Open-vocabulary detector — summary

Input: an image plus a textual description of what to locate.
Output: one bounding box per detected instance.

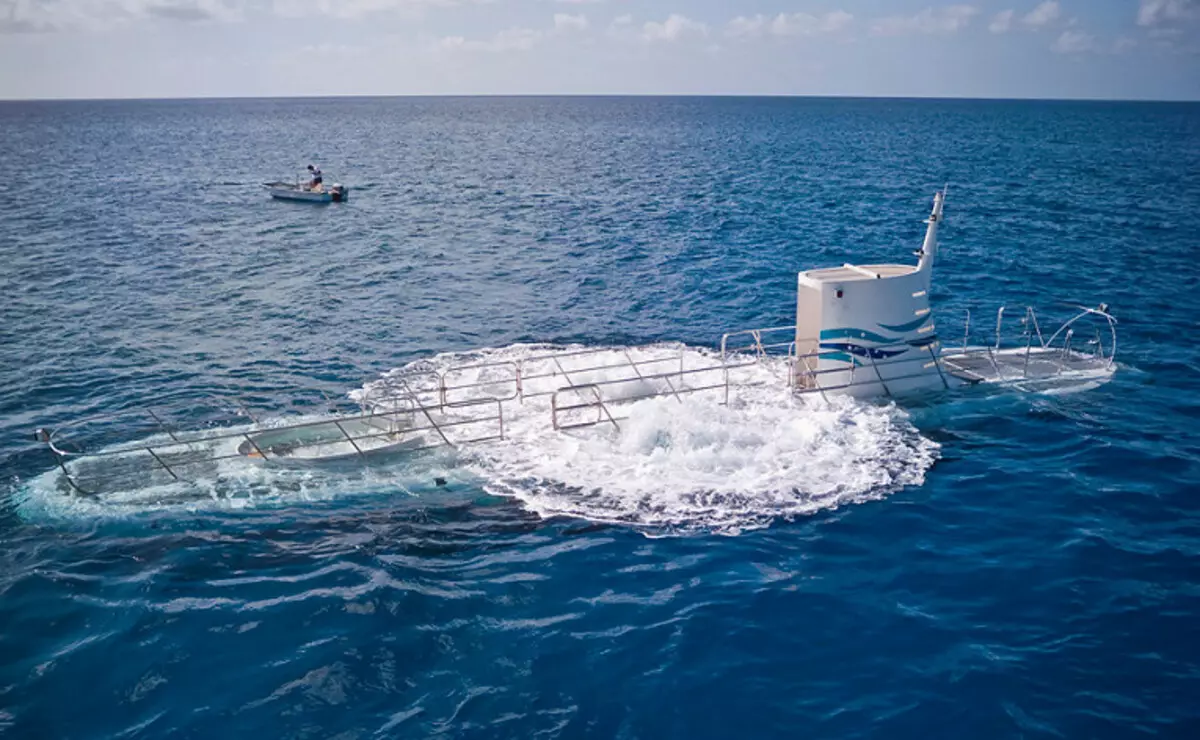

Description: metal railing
[35,305,1116,495]
[37,393,505,496]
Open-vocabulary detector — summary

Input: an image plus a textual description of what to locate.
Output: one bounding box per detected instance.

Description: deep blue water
[2,97,1200,738]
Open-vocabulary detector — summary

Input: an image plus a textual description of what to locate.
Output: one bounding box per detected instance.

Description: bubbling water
[361,344,939,534]
[17,344,938,534]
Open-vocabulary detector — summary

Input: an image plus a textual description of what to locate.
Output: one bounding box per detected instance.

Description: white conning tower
[793,190,953,398]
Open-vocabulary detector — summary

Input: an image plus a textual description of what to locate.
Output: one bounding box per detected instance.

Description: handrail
[396,377,454,449]
[1043,305,1118,368]
[38,308,1117,497]
[551,384,621,431]
[1026,307,1046,348]
[624,348,682,404]
[720,325,796,360]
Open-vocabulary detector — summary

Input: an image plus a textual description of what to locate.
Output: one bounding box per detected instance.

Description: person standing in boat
[307,164,323,191]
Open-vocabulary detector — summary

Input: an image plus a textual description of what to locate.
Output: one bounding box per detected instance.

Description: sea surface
[2,96,1199,738]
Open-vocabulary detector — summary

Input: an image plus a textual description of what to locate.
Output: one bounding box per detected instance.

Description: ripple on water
[2,97,1200,738]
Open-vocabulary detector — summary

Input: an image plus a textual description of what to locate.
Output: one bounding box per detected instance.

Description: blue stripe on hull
[819,342,910,360]
[818,328,896,344]
[819,351,863,367]
[878,315,933,333]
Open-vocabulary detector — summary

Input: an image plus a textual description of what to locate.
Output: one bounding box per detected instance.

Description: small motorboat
[264,181,349,203]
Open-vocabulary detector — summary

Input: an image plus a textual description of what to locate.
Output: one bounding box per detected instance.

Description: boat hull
[264,182,349,203]
[236,417,423,464]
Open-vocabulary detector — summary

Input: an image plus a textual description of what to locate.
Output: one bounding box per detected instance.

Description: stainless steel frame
[33,306,1115,496]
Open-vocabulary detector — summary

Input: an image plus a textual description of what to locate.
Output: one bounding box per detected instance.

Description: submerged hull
[236,417,422,464]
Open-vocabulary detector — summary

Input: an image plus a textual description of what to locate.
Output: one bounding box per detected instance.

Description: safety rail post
[551,385,619,432]
[1022,325,1035,378]
[1061,329,1074,372]
[624,349,682,404]
[867,352,894,399]
[927,345,951,390]
[589,386,621,431]
[144,446,181,481]
[240,432,270,460]
[415,402,454,449]
[396,377,455,449]
[331,419,367,458]
[963,309,971,350]
[985,345,1004,380]
[552,387,601,430]
[1026,307,1046,348]
[995,306,1006,349]
[47,445,89,496]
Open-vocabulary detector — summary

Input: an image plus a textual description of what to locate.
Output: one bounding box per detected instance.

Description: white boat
[33,189,1119,492]
[264,181,349,203]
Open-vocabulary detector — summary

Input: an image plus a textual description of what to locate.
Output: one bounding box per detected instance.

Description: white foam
[360,344,940,534]
[13,416,461,522]
[17,343,939,533]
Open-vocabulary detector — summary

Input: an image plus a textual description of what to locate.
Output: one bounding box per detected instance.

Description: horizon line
[2,92,1199,104]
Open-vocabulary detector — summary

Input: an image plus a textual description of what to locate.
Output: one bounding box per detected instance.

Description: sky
[0,0,1198,100]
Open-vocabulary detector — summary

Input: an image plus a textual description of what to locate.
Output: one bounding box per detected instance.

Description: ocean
[1,96,1198,737]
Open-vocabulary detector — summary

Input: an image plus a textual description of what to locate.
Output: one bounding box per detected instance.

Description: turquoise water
[2,97,1199,737]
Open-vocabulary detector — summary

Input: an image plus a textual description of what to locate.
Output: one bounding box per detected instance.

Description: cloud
[1112,36,1137,52]
[642,13,707,42]
[144,0,241,23]
[989,9,1014,33]
[272,0,474,21]
[440,26,543,52]
[0,0,241,33]
[727,15,765,37]
[553,12,587,32]
[728,11,853,39]
[1050,29,1098,53]
[611,14,631,26]
[870,5,979,36]
[1021,1,1061,29]
[1138,0,1199,26]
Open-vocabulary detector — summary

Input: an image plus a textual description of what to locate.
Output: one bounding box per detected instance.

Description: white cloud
[440,26,543,52]
[870,5,979,36]
[728,11,853,38]
[553,12,587,32]
[1,0,244,32]
[1051,28,1097,53]
[301,42,365,56]
[1021,1,1061,29]
[612,14,631,26]
[1112,36,1137,52]
[727,15,767,37]
[1138,0,1199,26]
[275,0,396,20]
[642,13,707,42]
[272,0,484,21]
[989,9,1014,33]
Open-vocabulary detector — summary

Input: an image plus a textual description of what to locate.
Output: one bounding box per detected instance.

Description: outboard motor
[331,184,349,202]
